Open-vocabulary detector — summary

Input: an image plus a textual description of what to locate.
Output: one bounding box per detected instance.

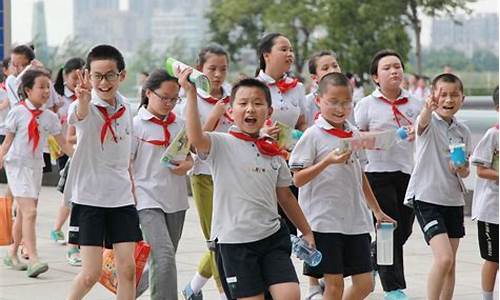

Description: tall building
[32,0,49,64]
[430,13,499,56]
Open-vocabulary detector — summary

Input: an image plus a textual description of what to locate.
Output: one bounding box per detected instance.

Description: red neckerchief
[229,130,285,158]
[95,105,126,145]
[143,112,176,147]
[198,92,234,123]
[495,123,499,130]
[0,82,6,91]
[321,123,353,138]
[377,95,412,127]
[20,101,44,154]
[69,94,77,101]
[269,77,299,94]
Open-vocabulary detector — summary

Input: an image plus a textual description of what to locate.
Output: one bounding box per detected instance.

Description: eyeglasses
[324,100,353,108]
[90,72,121,82]
[152,90,180,105]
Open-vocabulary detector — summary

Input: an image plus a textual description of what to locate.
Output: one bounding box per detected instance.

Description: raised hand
[425,87,441,112]
[178,68,195,95]
[75,69,91,105]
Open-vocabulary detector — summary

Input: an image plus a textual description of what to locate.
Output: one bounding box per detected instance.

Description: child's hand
[30,59,44,68]
[449,160,469,177]
[301,232,316,249]
[326,149,352,164]
[374,211,397,227]
[169,159,193,176]
[424,87,440,112]
[403,125,416,142]
[262,121,280,140]
[211,99,228,119]
[178,68,196,95]
[75,69,91,105]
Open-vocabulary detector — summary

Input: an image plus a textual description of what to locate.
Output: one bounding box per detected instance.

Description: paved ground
[0,184,497,300]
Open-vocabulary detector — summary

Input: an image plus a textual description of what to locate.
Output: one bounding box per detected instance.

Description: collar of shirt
[197,83,231,103]
[314,114,352,132]
[137,106,177,123]
[24,99,44,111]
[228,124,272,140]
[371,88,410,101]
[64,85,75,99]
[91,90,126,110]
[432,111,459,129]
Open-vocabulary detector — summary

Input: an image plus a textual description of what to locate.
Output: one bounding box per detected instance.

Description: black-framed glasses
[152,90,180,105]
[90,72,121,82]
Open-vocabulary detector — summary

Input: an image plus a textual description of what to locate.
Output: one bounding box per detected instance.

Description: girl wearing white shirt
[132,69,192,300]
[0,69,72,278]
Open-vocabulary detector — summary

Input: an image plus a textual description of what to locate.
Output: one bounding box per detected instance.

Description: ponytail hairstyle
[18,68,51,101]
[196,43,229,69]
[54,57,85,96]
[140,69,179,109]
[255,32,284,76]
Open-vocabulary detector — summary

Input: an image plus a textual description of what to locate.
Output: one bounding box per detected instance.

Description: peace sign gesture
[75,69,92,105]
[425,87,441,112]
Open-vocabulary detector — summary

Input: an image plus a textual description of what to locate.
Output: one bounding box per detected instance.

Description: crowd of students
[0,32,497,300]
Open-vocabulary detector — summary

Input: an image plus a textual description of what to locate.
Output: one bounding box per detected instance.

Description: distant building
[32,0,49,64]
[430,13,499,56]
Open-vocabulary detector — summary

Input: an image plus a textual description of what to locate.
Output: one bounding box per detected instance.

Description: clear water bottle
[449,143,466,167]
[290,234,322,267]
[376,222,395,266]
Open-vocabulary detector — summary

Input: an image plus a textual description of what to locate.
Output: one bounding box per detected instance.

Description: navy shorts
[414,200,465,244]
[478,221,498,263]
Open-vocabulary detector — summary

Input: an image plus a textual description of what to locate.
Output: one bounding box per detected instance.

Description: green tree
[471,49,499,72]
[400,0,473,74]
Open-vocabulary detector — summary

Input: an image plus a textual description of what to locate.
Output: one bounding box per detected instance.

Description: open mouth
[442,105,454,111]
[333,113,345,118]
[98,87,112,93]
[244,117,257,125]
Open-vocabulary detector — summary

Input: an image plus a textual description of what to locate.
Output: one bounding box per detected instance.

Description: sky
[10,0,499,47]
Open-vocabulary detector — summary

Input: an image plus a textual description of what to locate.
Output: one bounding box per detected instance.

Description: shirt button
[257,153,260,157]
[252,144,255,147]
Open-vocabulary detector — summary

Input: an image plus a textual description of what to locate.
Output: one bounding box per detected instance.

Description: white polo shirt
[289,116,373,234]
[405,112,472,207]
[4,99,61,168]
[200,126,292,244]
[354,89,422,175]
[256,70,306,128]
[471,126,499,224]
[0,88,10,135]
[304,91,320,128]
[131,107,189,213]
[64,92,135,208]
[181,86,233,176]
[57,86,77,136]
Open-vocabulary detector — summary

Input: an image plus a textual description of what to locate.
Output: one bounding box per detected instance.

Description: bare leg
[343,272,373,300]
[16,198,39,263]
[323,273,344,300]
[427,234,455,300]
[113,242,136,300]
[68,246,103,300]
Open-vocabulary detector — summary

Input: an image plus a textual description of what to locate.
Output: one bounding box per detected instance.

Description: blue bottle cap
[379,222,395,229]
[396,127,408,140]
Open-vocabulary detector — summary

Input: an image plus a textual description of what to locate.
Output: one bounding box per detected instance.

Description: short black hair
[431,73,464,94]
[197,43,229,68]
[308,50,337,75]
[318,72,351,96]
[369,49,404,76]
[18,68,51,100]
[140,69,179,109]
[493,86,499,107]
[86,44,125,72]
[12,45,35,62]
[230,78,272,107]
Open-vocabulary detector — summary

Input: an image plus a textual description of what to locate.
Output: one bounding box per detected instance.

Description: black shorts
[68,203,142,249]
[42,152,52,173]
[477,221,499,263]
[304,232,372,278]
[218,223,298,299]
[0,135,5,144]
[414,200,465,244]
[57,154,69,172]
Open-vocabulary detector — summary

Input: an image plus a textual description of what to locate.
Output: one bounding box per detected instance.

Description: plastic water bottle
[290,129,303,149]
[290,234,322,267]
[395,127,409,142]
[449,143,466,167]
[376,222,395,266]
[165,57,211,95]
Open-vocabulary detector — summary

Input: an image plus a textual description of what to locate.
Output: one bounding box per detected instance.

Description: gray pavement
[0,184,496,300]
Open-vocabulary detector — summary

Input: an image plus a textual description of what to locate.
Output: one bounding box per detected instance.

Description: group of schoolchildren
[0,31,497,300]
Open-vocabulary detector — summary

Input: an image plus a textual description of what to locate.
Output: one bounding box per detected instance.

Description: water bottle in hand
[290,234,322,267]
[449,143,466,167]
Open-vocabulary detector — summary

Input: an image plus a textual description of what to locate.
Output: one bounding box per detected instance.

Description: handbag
[0,197,13,246]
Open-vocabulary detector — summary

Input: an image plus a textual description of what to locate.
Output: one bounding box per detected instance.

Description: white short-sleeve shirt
[4,99,61,168]
[57,86,77,137]
[405,112,472,207]
[354,89,422,174]
[63,91,135,208]
[304,91,320,128]
[181,86,233,175]
[289,116,373,234]
[471,126,499,224]
[200,126,292,244]
[256,70,306,128]
[131,107,189,213]
[0,88,10,135]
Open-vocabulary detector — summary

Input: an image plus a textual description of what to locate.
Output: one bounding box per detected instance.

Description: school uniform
[354,88,422,292]
[0,87,10,143]
[304,91,319,128]
[471,125,498,263]
[405,112,472,244]
[289,115,374,277]
[3,99,61,198]
[132,107,188,300]
[65,91,142,249]
[257,70,307,234]
[56,86,78,170]
[200,125,298,299]
[180,86,232,289]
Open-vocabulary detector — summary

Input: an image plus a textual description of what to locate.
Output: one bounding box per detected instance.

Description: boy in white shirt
[471,86,498,300]
[65,45,142,300]
[289,72,394,300]
[405,73,471,300]
[184,70,315,300]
